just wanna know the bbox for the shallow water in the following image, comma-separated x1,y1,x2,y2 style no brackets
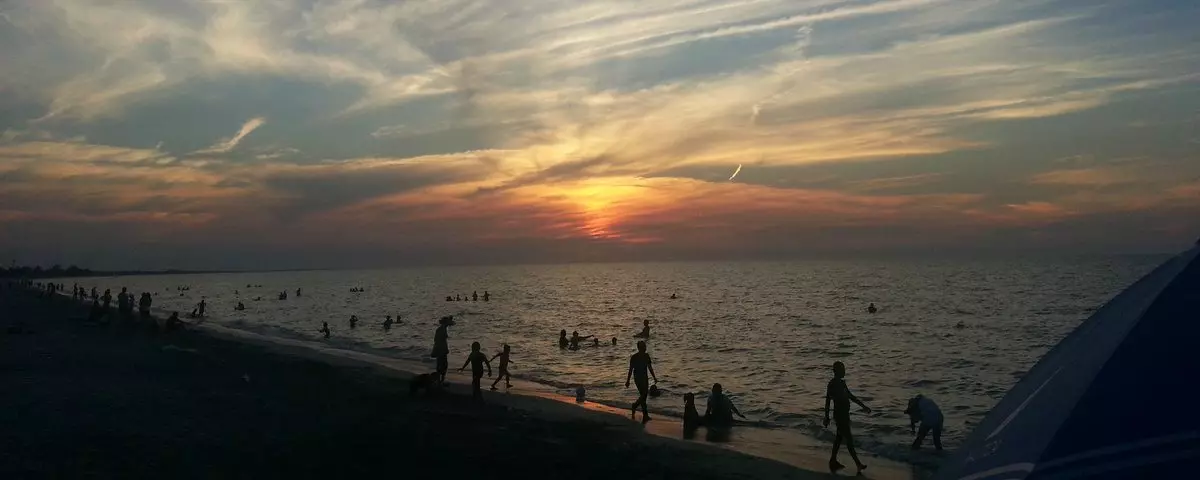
63,255,1160,465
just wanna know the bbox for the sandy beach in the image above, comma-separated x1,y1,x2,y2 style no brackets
0,285,923,479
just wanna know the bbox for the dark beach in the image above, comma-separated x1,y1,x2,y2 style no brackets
0,286,912,479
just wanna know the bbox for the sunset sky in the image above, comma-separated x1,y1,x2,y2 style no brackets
2,0,1198,270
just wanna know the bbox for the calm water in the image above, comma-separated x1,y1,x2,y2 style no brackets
64,256,1160,463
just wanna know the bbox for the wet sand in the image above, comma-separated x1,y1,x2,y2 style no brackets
1,287,915,479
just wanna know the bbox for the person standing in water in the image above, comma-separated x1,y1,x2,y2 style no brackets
198,298,206,317
349,315,358,329
431,317,452,384
490,344,513,390
558,329,569,349
569,331,593,350
634,319,651,338
138,292,152,321
705,383,746,428
319,322,331,339
867,303,878,314
459,341,492,402
905,394,944,451
472,291,478,301
483,291,490,302
824,361,872,474
383,316,393,331
625,341,658,423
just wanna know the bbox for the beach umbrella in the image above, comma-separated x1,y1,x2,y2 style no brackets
934,240,1200,480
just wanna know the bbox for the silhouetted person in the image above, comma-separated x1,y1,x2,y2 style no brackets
165,312,183,331
867,303,877,314
446,296,453,301
235,301,245,311
349,315,358,329
490,344,513,390
905,394,944,451
559,329,569,349
455,294,461,301
117,287,130,316
319,321,331,339
198,298,206,317
296,288,302,297
670,293,677,299
704,383,746,428
459,341,492,402
472,291,478,301
89,299,106,324
634,319,650,338
72,283,79,300
824,361,871,474
431,317,452,384
625,340,658,423
483,291,490,302
383,316,393,332
592,338,600,347
569,330,593,350
612,337,617,346
102,289,112,310
139,292,152,320
91,287,98,301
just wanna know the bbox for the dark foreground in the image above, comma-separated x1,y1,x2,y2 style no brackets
0,288,829,479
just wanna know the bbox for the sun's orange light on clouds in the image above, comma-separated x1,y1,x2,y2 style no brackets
1,0,1198,268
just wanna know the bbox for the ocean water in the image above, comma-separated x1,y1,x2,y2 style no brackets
63,256,1160,465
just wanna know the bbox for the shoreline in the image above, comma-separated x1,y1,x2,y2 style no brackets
5,286,921,479
201,320,922,479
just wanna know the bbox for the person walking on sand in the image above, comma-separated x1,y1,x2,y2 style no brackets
625,340,658,423
904,394,944,451
490,344,514,390
431,316,452,384
824,361,872,474
459,341,492,402
319,322,331,339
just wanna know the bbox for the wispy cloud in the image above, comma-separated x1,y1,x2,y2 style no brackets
2,0,1199,266
193,117,267,155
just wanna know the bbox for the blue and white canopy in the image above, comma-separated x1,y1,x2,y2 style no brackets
934,242,1200,480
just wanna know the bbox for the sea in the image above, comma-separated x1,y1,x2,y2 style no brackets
62,255,1162,468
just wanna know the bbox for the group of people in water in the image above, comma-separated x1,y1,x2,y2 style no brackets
446,290,490,302
24,279,940,471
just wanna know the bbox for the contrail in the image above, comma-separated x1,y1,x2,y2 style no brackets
728,164,742,181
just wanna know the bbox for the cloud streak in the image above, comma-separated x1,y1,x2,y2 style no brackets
193,117,267,155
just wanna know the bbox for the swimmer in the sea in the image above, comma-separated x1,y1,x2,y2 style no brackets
483,291,490,302
472,291,478,301
349,315,358,329
867,303,877,314
634,320,650,338
319,322,331,339
383,316,393,332
569,331,593,350
612,337,617,346
559,329,569,349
